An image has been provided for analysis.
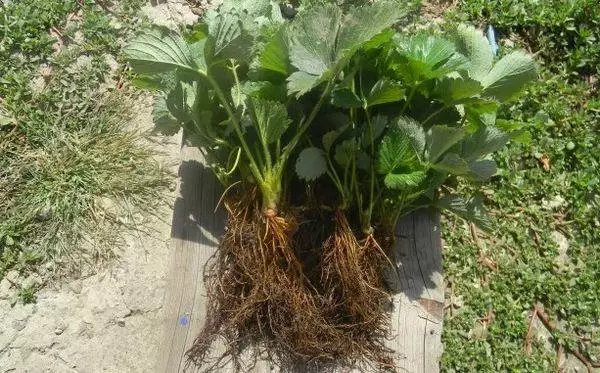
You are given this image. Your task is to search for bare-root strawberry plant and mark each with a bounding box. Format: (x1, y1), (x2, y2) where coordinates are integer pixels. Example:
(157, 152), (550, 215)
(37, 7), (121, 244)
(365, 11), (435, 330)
(126, 0), (536, 370)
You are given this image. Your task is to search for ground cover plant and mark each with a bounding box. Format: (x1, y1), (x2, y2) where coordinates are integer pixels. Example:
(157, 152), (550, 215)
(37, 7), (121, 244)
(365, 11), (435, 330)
(126, 0), (536, 370)
(0, 0), (168, 303)
(434, 0), (600, 371)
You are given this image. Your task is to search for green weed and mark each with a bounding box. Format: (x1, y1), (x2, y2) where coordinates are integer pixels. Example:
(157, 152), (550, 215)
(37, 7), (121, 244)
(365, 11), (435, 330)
(0, 0), (170, 303)
(440, 1), (600, 371)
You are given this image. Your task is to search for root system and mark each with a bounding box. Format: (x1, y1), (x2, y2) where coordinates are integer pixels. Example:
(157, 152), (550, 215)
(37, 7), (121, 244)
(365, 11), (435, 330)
(187, 193), (396, 372)
(319, 210), (395, 370)
(187, 193), (344, 371)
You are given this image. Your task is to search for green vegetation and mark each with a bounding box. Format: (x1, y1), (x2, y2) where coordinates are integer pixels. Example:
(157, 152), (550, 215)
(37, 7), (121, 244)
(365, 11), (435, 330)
(439, 1), (600, 371)
(0, 0), (169, 303)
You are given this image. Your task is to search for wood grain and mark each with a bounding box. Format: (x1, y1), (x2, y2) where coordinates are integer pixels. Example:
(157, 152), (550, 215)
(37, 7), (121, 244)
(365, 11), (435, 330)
(159, 144), (443, 372)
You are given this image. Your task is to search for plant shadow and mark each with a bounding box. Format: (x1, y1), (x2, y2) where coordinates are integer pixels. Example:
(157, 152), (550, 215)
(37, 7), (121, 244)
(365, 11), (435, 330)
(170, 159), (227, 248)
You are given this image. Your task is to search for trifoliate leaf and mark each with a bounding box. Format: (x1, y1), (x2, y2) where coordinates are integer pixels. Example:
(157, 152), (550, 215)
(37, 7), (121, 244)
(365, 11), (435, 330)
(125, 27), (200, 75)
(427, 125), (465, 162)
(287, 1), (405, 96)
(366, 79), (405, 107)
(251, 98), (291, 144)
(435, 76), (483, 105)
(377, 130), (417, 174)
(436, 194), (493, 232)
(335, 139), (358, 167)
(454, 24), (493, 81)
(296, 147), (328, 181)
(430, 153), (470, 175)
(152, 96), (181, 136)
(468, 159), (497, 181)
(482, 51), (538, 102)
(395, 116), (426, 156)
(331, 88), (363, 108)
(384, 171), (427, 189)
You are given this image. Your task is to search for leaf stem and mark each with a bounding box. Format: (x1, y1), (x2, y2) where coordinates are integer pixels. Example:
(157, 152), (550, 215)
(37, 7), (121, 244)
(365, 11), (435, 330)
(401, 84), (417, 114)
(205, 72), (264, 184)
(282, 80), (334, 163)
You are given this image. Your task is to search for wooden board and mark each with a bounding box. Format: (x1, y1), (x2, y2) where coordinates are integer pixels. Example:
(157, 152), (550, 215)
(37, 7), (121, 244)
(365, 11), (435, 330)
(159, 144), (444, 373)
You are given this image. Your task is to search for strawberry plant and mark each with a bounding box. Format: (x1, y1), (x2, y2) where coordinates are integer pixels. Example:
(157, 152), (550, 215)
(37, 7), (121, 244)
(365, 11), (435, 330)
(125, 1), (536, 370)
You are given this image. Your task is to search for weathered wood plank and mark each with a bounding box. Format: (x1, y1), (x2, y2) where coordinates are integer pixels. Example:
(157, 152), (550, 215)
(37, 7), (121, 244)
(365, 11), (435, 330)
(390, 211), (444, 373)
(160, 144), (443, 372)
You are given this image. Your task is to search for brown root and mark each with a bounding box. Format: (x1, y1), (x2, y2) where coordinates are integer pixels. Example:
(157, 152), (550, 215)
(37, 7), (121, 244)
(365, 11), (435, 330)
(186, 192), (345, 371)
(319, 210), (395, 370)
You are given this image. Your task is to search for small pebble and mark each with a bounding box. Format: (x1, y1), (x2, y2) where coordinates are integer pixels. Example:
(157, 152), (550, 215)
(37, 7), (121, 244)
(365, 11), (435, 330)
(54, 322), (66, 335)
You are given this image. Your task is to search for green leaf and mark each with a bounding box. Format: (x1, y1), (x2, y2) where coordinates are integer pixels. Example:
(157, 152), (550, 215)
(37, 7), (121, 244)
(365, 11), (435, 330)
(461, 125), (512, 161)
(496, 119), (531, 144)
(331, 88), (363, 108)
(366, 79), (405, 107)
(287, 71), (321, 97)
(287, 2), (405, 96)
(251, 98), (292, 144)
(468, 159), (497, 181)
(427, 125), (465, 162)
(481, 51), (538, 102)
(125, 27), (199, 75)
(464, 99), (498, 127)
(335, 139), (358, 167)
(357, 151), (371, 171)
(296, 147), (328, 181)
(436, 194), (493, 232)
(435, 76), (483, 104)
(259, 27), (291, 75)
(377, 130), (417, 174)
(384, 171), (427, 189)
(5, 235), (14, 247)
(323, 130), (341, 153)
(424, 171), (448, 199)
(241, 81), (287, 101)
(166, 77), (197, 123)
(362, 115), (388, 147)
(152, 96), (181, 136)
(394, 33), (466, 82)
(395, 116), (426, 156)
(454, 24), (493, 80)
(336, 0), (406, 58)
(288, 4), (342, 76)
(207, 11), (253, 62)
(431, 153), (469, 175)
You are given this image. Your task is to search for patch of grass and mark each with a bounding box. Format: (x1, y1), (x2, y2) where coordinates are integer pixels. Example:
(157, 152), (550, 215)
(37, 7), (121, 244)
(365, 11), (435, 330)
(438, 1), (600, 371)
(0, 0), (170, 302)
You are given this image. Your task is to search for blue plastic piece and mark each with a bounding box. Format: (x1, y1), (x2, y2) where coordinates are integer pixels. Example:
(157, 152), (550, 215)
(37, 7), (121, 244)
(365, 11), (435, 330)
(179, 314), (189, 326)
(487, 25), (499, 56)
